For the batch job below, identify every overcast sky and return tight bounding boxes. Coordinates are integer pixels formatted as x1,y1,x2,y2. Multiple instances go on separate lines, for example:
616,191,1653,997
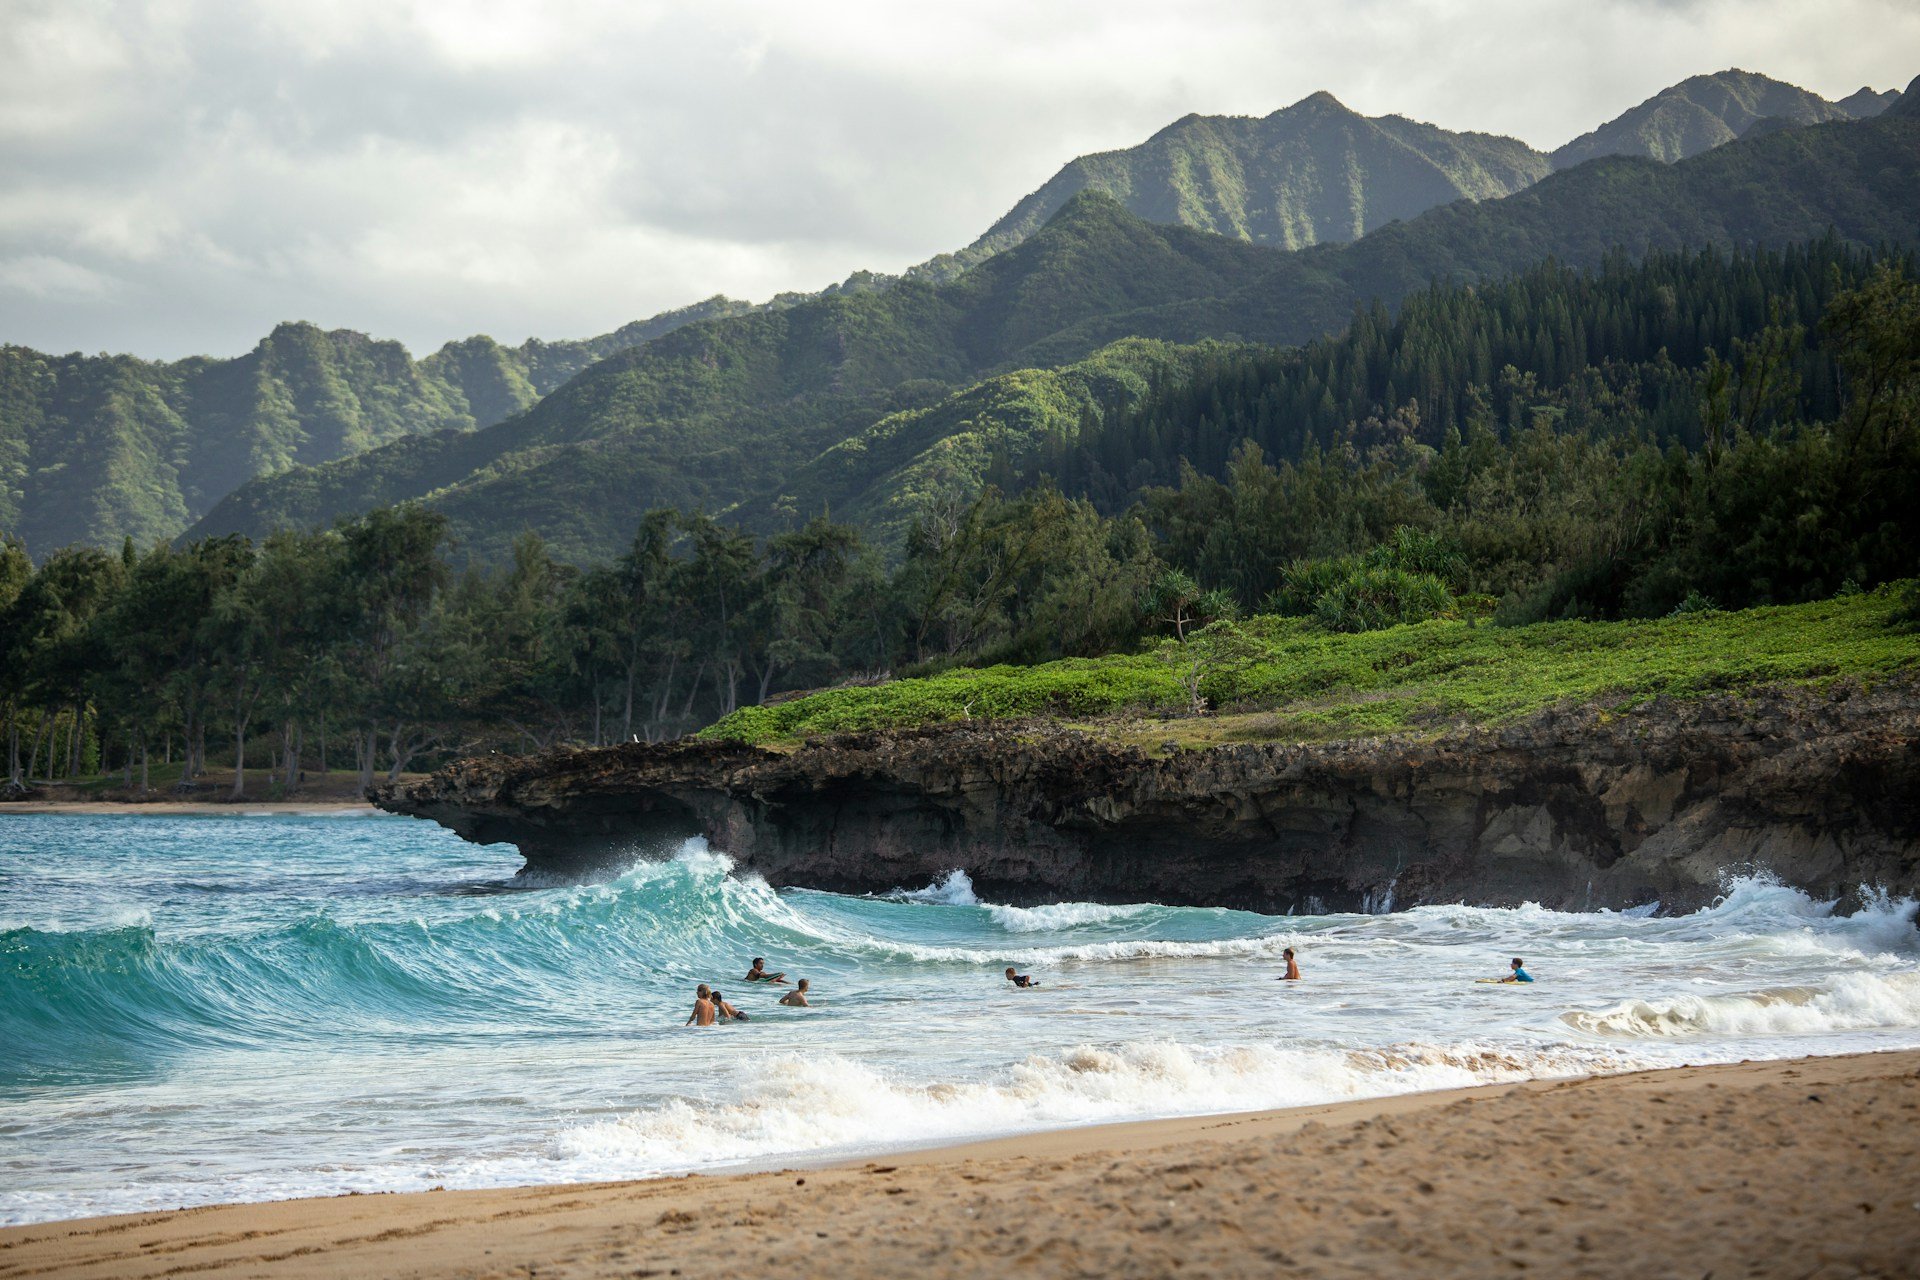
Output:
2,0,1915,360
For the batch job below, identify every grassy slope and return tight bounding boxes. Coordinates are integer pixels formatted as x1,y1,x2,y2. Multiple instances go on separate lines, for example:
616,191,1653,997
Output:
702,586,1920,748
737,337,1214,546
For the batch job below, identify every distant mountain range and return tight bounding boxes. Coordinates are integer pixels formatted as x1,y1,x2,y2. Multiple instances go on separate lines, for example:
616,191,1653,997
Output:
190,99,1920,562
2,68,1912,555
0,296,753,551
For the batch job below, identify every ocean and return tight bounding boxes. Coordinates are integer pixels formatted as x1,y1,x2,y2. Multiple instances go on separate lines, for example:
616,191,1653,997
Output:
3,812,1917,1226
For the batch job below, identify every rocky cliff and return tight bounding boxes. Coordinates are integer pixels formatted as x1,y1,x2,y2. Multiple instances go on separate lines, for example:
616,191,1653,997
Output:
374,679,1920,913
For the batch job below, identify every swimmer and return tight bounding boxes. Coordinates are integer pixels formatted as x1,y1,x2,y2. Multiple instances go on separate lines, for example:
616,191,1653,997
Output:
711,989,750,1021
1500,957,1534,983
779,978,811,1007
1005,967,1041,988
745,957,789,984
685,983,716,1026
1281,947,1300,980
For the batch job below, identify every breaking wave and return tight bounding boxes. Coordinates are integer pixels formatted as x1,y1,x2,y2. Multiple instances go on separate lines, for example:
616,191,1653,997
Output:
554,1038,1644,1174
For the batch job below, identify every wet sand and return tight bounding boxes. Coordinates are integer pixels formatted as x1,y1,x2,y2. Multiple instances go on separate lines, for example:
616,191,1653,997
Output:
3,1050,1916,1279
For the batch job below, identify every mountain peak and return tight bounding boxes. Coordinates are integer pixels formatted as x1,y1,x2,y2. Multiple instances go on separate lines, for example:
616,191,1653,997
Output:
1283,90,1353,116
1552,68,1851,168
1836,85,1898,119
945,92,1545,272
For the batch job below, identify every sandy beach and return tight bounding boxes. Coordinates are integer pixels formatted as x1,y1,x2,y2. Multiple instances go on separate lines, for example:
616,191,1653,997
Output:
3,1050,1915,1280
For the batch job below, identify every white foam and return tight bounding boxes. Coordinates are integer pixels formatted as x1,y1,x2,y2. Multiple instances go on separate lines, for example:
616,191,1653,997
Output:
553,1038,1643,1175
887,869,980,906
984,901,1161,933
1564,971,1920,1039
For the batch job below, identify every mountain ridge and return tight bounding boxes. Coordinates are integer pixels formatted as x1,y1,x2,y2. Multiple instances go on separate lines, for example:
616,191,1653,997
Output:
913,91,1553,280
188,109,1920,562
1550,68,1855,167
6,67,1909,556
0,296,754,552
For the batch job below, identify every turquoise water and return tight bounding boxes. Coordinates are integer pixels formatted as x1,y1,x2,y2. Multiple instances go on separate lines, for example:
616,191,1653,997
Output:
4,813,1918,1225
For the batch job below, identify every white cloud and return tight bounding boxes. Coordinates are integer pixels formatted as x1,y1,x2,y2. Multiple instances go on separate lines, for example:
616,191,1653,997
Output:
0,253,118,299
0,0,1913,358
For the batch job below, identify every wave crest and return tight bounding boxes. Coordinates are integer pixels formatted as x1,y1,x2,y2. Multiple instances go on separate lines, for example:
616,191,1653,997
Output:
1563,972,1920,1039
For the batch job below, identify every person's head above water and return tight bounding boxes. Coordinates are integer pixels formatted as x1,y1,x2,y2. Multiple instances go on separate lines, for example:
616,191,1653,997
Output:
1004,967,1016,977
796,978,809,991
696,984,711,998
1511,957,1525,969
752,958,765,967
1284,947,1295,959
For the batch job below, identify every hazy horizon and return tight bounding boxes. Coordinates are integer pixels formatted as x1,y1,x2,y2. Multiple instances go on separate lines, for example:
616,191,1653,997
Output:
2,0,1915,361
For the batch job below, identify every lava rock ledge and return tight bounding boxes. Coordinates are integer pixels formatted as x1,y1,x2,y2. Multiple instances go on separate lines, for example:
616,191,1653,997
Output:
373,680,1920,913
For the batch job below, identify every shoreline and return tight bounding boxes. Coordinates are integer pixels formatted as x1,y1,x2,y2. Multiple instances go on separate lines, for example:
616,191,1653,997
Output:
5,1049,1916,1278
0,799,379,816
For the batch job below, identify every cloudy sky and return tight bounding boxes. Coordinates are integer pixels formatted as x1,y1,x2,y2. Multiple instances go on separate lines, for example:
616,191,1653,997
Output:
2,0,1915,360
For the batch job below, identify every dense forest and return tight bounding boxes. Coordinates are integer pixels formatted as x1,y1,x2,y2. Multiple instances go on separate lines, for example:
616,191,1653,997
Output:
2,239,1914,795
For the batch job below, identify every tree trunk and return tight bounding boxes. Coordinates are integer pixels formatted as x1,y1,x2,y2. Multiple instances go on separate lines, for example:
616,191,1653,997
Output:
140,741,150,792
231,720,247,799
623,667,636,741
6,711,20,789
318,712,327,775
357,727,376,794
25,715,47,785
591,689,602,748
387,723,406,782
679,660,707,722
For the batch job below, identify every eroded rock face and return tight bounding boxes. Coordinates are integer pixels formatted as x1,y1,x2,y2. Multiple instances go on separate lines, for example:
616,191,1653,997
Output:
374,680,1920,913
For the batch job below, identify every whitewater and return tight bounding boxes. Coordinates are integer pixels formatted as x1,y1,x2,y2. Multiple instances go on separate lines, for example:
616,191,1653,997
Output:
3,814,1918,1226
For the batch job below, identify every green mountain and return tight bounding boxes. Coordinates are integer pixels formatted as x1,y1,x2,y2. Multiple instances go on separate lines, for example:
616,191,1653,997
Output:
190,109,1920,564
1550,69,1854,167
190,200,1283,562
1886,75,1920,119
915,92,1551,280
1836,86,1900,118
0,296,750,553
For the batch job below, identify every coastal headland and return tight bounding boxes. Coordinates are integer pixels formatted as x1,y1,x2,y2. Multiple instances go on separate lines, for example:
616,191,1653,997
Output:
5,1050,1915,1280
376,677,1920,914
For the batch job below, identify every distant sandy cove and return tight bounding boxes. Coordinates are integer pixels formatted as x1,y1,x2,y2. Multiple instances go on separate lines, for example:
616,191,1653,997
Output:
3,1050,1916,1279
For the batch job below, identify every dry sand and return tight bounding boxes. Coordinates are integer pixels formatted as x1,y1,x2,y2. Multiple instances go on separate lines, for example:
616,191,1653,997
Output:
4,1050,1917,1280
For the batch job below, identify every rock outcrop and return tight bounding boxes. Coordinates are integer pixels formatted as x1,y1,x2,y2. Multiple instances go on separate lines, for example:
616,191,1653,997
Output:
374,680,1920,913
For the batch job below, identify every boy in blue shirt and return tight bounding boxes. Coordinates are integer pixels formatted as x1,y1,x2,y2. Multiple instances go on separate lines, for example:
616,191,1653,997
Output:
1503,957,1534,983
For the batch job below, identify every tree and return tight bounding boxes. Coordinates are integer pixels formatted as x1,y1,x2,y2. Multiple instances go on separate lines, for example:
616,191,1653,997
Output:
1142,569,1235,642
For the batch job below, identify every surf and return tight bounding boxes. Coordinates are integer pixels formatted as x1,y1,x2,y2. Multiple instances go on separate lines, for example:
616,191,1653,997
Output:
3,816,1917,1226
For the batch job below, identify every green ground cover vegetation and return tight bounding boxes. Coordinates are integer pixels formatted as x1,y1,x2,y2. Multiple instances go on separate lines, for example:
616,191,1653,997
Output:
702,586,1920,746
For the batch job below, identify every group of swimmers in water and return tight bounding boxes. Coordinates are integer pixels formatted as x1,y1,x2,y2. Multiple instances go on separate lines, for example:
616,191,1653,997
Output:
684,958,812,1025
685,948,1531,1023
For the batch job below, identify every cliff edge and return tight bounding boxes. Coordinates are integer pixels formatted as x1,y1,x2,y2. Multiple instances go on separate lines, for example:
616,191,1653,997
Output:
374,678,1920,913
